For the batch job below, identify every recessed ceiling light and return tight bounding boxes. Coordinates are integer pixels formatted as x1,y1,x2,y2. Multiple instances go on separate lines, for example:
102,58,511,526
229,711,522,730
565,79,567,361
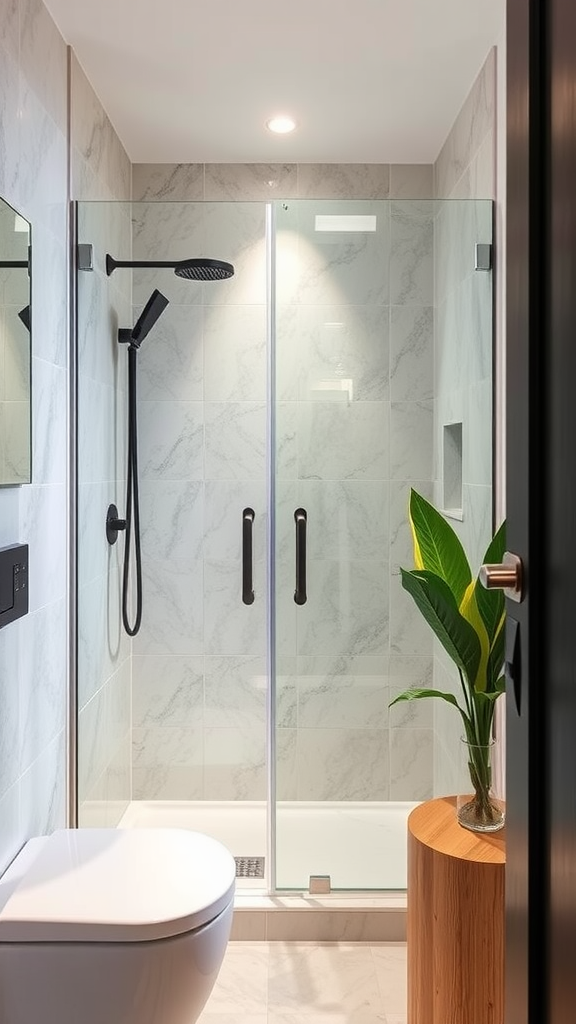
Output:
266,115,297,135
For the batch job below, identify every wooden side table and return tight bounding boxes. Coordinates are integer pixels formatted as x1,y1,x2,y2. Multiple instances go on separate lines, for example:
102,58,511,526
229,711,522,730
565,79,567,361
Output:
407,796,505,1024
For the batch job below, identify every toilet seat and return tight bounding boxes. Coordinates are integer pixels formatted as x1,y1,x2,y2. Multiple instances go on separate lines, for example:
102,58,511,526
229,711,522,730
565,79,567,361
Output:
0,828,236,943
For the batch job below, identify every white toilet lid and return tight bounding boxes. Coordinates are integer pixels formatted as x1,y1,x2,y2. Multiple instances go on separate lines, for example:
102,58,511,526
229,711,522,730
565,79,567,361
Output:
0,828,236,943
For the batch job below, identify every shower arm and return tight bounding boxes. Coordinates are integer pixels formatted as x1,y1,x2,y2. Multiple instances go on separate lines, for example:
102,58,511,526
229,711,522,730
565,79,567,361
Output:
106,256,184,274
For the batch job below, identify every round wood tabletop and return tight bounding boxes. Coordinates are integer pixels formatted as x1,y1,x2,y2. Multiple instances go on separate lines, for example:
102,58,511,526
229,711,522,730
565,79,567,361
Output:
408,795,506,863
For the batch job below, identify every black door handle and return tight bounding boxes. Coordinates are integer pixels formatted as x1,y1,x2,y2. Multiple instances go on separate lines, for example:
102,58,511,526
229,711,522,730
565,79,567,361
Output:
242,508,255,605
294,508,307,605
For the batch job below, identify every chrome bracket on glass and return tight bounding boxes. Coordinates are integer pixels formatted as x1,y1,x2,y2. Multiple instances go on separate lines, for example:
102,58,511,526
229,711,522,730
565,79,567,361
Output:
474,242,492,271
77,243,94,271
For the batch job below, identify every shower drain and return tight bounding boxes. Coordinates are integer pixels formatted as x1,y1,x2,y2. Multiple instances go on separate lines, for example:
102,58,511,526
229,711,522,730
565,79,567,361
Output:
234,856,265,878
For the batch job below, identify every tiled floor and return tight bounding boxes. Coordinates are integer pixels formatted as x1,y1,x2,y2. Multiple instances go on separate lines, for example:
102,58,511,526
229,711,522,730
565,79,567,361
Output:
198,941,408,1024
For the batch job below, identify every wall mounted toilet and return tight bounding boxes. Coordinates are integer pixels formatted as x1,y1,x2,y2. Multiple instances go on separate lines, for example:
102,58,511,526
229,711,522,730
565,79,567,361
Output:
0,827,236,1024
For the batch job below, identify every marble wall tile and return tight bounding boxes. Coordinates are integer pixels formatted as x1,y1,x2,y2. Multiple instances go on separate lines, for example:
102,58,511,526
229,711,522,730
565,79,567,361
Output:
465,379,493,487
298,401,389,480
132,561,204,655
204,480,267,564
0,622,20,796
389,573,433,658
389,727,433,801
0,783,20,875
388,656,434,728
132,727,204,800
137,303,204,401
132,654,204,729
203,303,267,402
296,479,389,562
20,0,67,135
139,400,204,481
0,42,21,203
203,724,266,800
297,164,390,200
390,202,433,306
77,569,127,709
139,480,203,570
201,202,268,307
390,402,433,481
19,482,66,611
132,764,203,801
204,655,267,730
390,306,433,402
18,598,67,769
132,163,204,202
30,358,66,485
390,164,434,200
295,304,389,403
297,728,389,800
203,558,267,656
30,225,68,366
204,402,267,480
18,83,67,237
434,48,496,200
204,164,297,201
276,658,297,729
297,558,389,657
298,672,388,729
19,729,66,838
70,54,130,201
276,727,297,800
0,0,19,62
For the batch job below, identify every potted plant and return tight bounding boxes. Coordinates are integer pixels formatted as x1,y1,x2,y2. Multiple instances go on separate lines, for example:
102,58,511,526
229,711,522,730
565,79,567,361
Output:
390,488,506,832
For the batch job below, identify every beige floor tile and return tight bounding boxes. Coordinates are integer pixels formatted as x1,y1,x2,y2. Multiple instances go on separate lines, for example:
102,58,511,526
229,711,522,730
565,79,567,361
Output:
370,944,407,1016
268,943,385,1016
201,943,270,1014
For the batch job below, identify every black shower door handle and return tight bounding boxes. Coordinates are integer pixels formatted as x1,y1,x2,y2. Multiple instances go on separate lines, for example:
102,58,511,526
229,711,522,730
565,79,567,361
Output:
294,508,307,605
242,508,255,605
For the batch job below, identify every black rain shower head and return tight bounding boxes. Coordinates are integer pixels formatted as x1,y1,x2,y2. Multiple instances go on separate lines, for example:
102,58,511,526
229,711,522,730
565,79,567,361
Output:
105,254,234,281
118,289,169,349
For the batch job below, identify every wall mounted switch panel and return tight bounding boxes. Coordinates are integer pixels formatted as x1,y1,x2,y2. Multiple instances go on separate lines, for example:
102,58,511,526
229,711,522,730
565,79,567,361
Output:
0,544,29,629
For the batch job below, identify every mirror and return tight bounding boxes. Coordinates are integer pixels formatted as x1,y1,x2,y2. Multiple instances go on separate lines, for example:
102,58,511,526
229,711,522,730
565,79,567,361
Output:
0,196,31,485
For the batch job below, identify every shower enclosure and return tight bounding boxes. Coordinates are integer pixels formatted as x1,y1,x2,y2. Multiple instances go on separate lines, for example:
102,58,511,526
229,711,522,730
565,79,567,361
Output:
74,196,494,893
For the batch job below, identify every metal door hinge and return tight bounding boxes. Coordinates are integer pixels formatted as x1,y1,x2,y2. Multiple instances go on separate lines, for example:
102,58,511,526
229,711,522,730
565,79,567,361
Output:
77,243,94,271
475,242,492,271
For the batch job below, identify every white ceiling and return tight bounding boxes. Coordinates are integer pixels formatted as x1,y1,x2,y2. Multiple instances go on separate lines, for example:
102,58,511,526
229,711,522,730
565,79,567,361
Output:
44,0,505,165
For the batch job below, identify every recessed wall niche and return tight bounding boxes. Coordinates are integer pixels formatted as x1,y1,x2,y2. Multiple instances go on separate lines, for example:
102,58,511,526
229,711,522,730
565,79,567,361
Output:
443,422,463,519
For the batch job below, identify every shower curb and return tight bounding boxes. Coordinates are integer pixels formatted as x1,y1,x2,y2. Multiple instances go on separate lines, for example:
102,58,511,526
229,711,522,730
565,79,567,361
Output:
230,893,407,941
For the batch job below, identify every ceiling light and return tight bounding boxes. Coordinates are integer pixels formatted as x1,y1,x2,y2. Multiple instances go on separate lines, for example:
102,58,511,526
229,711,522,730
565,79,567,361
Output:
266,115,296,135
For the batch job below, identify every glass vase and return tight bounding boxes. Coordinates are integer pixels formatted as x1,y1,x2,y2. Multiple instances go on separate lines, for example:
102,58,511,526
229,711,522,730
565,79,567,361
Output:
456,736,505,833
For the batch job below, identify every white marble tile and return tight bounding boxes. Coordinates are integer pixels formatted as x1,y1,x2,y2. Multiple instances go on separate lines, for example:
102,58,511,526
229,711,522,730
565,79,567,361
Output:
77,269,128,389
461,268,493,384
19,729,66,837
203,725,266,800
136,302,204,401
465,378,492,487
297,401,389,480
298,672,388,729
297,164,390,200
132,163,204,201
0,1,19,62
389,164,433,200
77,375,121,485
17,82,67,237
201,202,268,308
461,483,493,572
204,481,267,563
0,44,20,203
276,727,297,799
139,400,204,481
18,599,67,769
30,224,68,366
4,312,30,403
203,557,267,657
78,479,123,589
204,402,266,481
139,479,204,571
389,479,434,572
389,727,434,801
297,729,389,801
295,304,389,403
202,943,269,1013
389,573,433,658
204,655,267,730
268,942,384,1015
389,306,433,402
275,402,298,480
388,656,434,728
132,764,203,802
132,560,204,655
203,303,267,402
77,568,127,709
276,659,297,728
297,559,389,657
19,482,66,611
371,944,408,1015
275,303,300,401
204,164,297,201
30,357,66,485
20,0,68,134
0,783,21,875
390,202,433,306
133,725,204,769
0,621,20,795
3,400,30,481
132,654,204,729
296,480,389,562
389,402,433,481
70,55,130,200
434,49,496,200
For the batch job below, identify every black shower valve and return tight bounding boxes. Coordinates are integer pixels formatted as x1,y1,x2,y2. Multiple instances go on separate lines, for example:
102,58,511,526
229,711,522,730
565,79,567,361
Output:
106,503,127,545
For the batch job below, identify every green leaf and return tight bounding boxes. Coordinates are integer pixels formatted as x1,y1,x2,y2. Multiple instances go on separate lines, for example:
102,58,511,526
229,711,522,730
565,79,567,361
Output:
459,579,490,691
389,687,472,736
487,613,506,691
408,489,471,604
400,568,481,685
475,520,506,643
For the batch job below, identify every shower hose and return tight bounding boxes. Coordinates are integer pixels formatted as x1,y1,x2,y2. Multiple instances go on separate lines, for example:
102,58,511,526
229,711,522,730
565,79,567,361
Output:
122,345,143,636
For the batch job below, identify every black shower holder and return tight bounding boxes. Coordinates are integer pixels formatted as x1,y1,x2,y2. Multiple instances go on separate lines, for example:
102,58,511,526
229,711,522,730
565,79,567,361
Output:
106,503,127,546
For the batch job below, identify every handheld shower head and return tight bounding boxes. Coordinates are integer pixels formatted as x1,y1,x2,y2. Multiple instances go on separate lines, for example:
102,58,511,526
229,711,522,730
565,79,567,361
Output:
105,254,234,280
118,289,169,349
